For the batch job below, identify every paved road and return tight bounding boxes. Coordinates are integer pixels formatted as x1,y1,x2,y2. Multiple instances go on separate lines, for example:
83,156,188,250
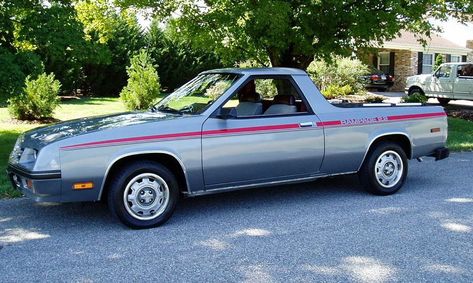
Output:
1,153,473,283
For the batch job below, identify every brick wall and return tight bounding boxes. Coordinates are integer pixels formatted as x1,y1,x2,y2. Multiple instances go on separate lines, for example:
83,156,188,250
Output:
393,49,417,91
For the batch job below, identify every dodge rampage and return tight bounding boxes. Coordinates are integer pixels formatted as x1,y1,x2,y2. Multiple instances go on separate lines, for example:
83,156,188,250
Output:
7,68,449,228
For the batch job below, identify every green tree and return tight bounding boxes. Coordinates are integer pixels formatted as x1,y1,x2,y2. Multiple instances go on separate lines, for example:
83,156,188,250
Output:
0,1,44,104
14,1,93,92
75,0,145,96
120,50,161,110
117,0,473,69
434,54,444,70
146,19,223,91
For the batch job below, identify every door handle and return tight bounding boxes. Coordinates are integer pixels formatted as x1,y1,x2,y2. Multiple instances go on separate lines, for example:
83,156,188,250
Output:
299,122,314,128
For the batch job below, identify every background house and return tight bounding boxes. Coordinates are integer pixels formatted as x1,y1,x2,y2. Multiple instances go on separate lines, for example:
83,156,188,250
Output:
362,31,472,91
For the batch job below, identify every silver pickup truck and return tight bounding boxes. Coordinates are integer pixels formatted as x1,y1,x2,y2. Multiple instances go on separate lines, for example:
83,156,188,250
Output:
406,62,473,106
7,68,449,228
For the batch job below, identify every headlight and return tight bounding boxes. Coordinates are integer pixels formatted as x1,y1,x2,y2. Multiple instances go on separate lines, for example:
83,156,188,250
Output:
19,148,38,164
33,147,61,171
9,135,24,164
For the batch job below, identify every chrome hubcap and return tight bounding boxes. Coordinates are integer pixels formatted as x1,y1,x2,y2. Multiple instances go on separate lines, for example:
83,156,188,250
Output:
375,150,403,188
123,173,169,220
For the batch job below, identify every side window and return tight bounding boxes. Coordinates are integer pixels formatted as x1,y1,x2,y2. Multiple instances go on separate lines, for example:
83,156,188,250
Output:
221,77,310,117
457,64,473,78
435,65,451,78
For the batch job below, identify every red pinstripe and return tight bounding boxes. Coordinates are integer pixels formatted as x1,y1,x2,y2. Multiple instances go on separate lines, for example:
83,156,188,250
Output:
61,112,446,150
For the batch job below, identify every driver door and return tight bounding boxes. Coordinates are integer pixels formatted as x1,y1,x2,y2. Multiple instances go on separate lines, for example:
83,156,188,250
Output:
432,65,453,97
201,76,324,189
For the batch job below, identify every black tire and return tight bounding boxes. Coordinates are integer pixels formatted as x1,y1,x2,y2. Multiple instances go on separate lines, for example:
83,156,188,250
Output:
438,98,450,106
107,161,179,229
407,87,424,96
359,142,408,195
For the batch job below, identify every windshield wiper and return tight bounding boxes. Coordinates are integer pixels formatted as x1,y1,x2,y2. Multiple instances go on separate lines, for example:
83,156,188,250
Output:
156,106,183,115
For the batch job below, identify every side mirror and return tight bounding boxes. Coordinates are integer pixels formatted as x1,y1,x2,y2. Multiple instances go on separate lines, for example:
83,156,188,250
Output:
215,108,237,120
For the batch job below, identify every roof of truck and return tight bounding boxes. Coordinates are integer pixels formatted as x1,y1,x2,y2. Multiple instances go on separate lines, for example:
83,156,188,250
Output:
202,67,308,76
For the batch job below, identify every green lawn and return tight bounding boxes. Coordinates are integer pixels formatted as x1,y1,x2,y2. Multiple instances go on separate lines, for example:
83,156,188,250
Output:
447,117,473,151
1,99,473,198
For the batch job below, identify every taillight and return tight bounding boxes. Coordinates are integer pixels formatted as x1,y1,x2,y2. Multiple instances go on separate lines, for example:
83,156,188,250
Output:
370,74,380,80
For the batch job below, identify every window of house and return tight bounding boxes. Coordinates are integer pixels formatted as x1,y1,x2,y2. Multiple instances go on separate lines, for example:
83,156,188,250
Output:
450,55,461,63
422,53,434,74
378,52,390,74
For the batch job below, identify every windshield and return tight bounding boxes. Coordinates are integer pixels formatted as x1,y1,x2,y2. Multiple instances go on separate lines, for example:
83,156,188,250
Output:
154,73,241,115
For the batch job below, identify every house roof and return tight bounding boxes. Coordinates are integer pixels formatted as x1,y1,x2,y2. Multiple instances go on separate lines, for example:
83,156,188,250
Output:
381,31,471,55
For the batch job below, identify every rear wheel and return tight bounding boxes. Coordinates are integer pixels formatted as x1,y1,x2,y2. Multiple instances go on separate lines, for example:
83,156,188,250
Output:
438,98,451,106
107,161,179,229
359,142,408,195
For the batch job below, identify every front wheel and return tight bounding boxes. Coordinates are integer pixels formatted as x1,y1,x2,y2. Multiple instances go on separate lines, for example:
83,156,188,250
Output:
107,161,179,229
408,87,424,96
359,142,408,195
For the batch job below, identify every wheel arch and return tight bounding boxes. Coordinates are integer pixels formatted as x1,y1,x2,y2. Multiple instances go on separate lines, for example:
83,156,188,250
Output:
358,133,412,171
407,85,425,95
99,151,190,200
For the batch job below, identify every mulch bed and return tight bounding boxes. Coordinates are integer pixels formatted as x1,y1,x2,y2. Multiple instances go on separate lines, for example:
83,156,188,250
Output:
445,108,473,122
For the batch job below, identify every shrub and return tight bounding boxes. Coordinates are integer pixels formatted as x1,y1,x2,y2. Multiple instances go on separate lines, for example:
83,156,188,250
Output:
364,95,385,103
120,50,161,110
402,93,428,104
322,84,353,99
307,55,369,95
8,73,61,120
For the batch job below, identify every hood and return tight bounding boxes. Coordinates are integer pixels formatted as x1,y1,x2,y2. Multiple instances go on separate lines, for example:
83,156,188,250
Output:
408,74,431,81
22,111,180,148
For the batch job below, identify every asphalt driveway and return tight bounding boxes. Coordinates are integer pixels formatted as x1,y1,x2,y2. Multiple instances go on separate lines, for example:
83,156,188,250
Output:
1,153,473,282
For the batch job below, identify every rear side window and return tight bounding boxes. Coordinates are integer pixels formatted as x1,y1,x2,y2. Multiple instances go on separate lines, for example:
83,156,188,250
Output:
221,77,310,117
457,64,473,78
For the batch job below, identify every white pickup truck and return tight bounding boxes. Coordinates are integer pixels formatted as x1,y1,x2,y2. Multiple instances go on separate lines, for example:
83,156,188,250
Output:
406,62,473,106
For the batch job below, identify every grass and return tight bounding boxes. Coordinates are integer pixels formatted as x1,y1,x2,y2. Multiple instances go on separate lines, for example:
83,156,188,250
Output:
447,117,473,151
1,98,473,198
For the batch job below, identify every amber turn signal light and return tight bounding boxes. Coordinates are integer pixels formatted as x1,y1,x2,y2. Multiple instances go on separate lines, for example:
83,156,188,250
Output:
430,128,441,133
73,182,94,190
